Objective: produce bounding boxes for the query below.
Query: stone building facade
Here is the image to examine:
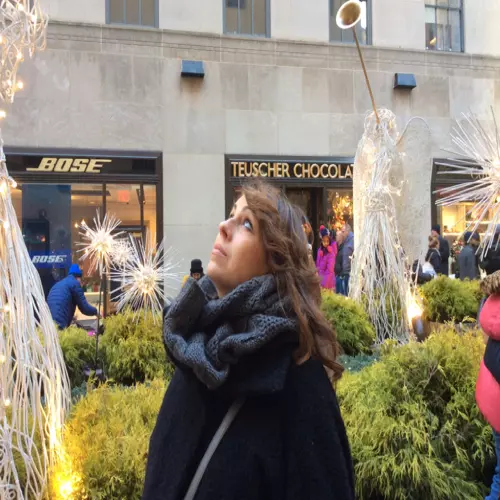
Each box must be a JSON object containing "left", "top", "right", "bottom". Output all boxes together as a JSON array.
[{"left": 5, "top": 0, "right": 500, "bottom": 291}]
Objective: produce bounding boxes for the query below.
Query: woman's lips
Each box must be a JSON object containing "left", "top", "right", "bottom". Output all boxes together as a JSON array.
[{"left": 212, "top": 243, "right": 227, "bottom": 257}]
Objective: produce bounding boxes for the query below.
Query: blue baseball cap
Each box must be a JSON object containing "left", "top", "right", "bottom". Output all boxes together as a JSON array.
[{"left": 69, "top": 264, "right": 82, "bottom": 277}]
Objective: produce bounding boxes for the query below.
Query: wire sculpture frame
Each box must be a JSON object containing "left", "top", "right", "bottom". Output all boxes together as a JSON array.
[{"left": 350, "top": 109, "right": 429, "bottom": 344}]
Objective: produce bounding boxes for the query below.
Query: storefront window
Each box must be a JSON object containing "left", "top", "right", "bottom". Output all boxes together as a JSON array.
[
  {"left": 17, "top": 182, "right": 158, "bottom": 309},
  {"left": 326, "top": 189, "right": 353, "bottom": 234}
]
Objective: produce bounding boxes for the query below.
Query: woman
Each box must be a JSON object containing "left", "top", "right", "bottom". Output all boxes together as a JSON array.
[
  {"left": 457, "top": 231, "right": 480, "bottom": 280},
  {"left": 143, "top": 181, "right": 354, "bottom": 500},
  {"left": 424, "top": 235, "right": 441, "bottom": 276},
  {"left": 475, "top": 271, "right": 500, "bottom": 500},
  {"left": 316, "top": 225, "right": 337, "bottom": 290}
]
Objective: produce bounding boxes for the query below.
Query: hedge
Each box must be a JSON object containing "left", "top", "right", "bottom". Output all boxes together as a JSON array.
[{"left": 337, "top": 328, "right": 494, "bottom": 499}]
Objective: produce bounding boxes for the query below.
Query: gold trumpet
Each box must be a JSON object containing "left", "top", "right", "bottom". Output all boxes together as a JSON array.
[{"left": 336, "top": 0, "right": 379, "bottom": 124}]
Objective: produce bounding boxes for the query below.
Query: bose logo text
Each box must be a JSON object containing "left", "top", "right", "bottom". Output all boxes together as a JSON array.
[
  {"left": 32, "top": 255, "right": 66, "bottom": 264},
  {"left": 27, "top": 158, "right": 112, "bottom": 174}
]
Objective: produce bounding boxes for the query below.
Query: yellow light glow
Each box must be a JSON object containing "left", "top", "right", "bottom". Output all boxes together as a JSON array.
[
  {"left": 0, "top": 180, "right": 7, "bottom": 194},
  {"left": 17, "top": 3, "right": 24, "bottom": 10},
  {"left": 17, "top": 81, "right": 24, "bottom": 90},
  {"left": 0, "top": 355, "right": 5, "bottom": 363},
  {"left": 407, "top": 295, "right": 422, "bottom": 321},
  {"left": 4, "top": 399, "right": 10, "bottom": 407},
  {"left": 3, "top": 221, "right": 10, "bottom": 230},
  {"left": 0, "top": 110, "right": 7, "bottom": 119},
  {"left": 16, "top": 52, "right": 23, "bottom": 60},
  {"left": 10, "top": 179, "right": 17, "bottom": 189}
]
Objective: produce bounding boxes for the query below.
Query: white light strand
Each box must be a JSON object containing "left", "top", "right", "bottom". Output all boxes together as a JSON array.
[
  {"left": 0, "top": 2, "right": 71, "bottom": 498},
  {"left": 0, "top": 0, "right": 47, "bottom": 111},
  {"left": 110, "top": 232, "right": 181, "bottom": 322},
  {"left": 436, "top": 108, "right": 500, "bottom": 257},
  {"left": 0, "top": 148, "right": 71, "bottom": 499}
]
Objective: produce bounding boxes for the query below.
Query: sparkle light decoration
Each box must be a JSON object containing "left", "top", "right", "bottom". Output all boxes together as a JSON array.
[
  {"left": 79, "top": 211, "right": 122, "bottom": 275},
  {"left": 436, "top": 108, "right": 500, "bottom": 257},
  {"left": 79, "top": 211, "right": 122, "bottom": 370},
  {"left": 0, "top": 2, "right": 72, "bottom": 499},
  {"left": 111, "top": 232, "right": 181, "bottom": 321}
]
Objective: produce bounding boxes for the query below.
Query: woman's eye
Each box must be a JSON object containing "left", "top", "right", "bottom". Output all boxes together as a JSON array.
[{"left": 243, "top": 219, "right": 253, "bottom": 231}]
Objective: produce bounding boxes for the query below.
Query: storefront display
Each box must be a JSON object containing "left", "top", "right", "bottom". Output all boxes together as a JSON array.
[
  {"left": 6, "top": 147, "right": 162, "bottom": 310},
  {"left": 226, "top": 155, "right": 354, "bottom": 254}
]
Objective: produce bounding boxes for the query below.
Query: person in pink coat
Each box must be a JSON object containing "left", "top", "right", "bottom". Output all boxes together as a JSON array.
[
  {"left": 316, "top": 226, "right": 337, "bottom": 290},
  {"left": 475, "top": 271, "right": 500, "bottom": 500}
]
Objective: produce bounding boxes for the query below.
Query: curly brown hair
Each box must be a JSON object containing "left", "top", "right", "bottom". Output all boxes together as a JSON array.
[
  {"left": 242, "top": 180, "right": 343, "bottom": 382},
  {"left": 480, "top": 270, "right": 500, "bottom": 296}
]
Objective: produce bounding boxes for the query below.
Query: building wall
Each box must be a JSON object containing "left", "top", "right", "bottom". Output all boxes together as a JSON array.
[
  {"left": 39, "top": 0, "right": 500, "bottom": 57},
  {"left": 4, "top": 22, "right": 500, "bottom": 275}
]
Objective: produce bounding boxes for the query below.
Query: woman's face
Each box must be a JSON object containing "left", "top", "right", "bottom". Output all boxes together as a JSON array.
[
  {"left": 207, "top": 195, "right": 269, "bottom": 297},
  {"left": 322, "top": 235, "right": 330, "bottom": 247}
]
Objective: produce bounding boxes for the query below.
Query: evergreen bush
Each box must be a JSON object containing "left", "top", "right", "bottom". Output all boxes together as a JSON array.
[
  {"left": 337, "top": 328, "right": 494, "bottom": 499},
  {"left": 420, "top": 276, "right": 480, "bottom": 323},
  {"left": 59, "top": 326, "right": 96, "bottom": 388},
  {"left": 53, "top": 380, "right": 166, "bottom": 499},
  {"left": 101, "top": 310, "right": 174, "bottom": 385},
  {"left": 321, "top": 290, "right": 375, "bottom": 355}
]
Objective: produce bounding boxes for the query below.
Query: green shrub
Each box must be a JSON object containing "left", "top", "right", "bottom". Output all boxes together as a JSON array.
[
  {"left": 321, "top": 290, "right": 375, "bottom": 355},
  {"left": 59, "top": 326, "right": 96, "bottom": 388},
  {"left": 337, "top": 328, "right": 494, "bottom": 500},
  {"left": 53, "top": 380, "right": 166, "bottom": 499},
  {"left": 420, "top": 276, "right": 480, "bottom": 323},
  {"left": 101, "top": 310, "right": 174, "bottom": 385}
]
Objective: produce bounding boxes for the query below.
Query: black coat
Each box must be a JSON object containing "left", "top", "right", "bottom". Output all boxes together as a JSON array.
[
  {"left": 480, "top": 245, "right": 500, "bottom": 275},
  {"left": 142, "top": 343, "right": 354, "bottom": 500},
  {"left": 438, "top": 236, "right": 450, "bottom": 275}
]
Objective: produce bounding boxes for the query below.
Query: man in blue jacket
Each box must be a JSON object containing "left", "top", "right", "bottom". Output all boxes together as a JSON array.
[{"left": 47, "top": 264, "right": 99, "bottom": 329}]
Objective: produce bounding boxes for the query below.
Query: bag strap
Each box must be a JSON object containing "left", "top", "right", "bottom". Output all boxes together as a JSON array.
[{"left": 183, "top": 398, "right": 245, "bottom": 500}]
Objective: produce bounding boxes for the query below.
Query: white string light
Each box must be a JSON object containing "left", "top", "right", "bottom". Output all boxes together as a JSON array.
[
  {"left": 0, "top": 2, "right": 71, "bottom": 498},
  {"left": 436, "top": 108, "right": 500, "bottom": 257}
]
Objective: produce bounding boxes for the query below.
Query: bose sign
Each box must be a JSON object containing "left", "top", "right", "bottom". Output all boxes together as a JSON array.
[
  {"left": 27, "top": 158, "right": 112, "bottom": 174},
  {"left": 30, "top": 252, "right": 71, "bottom": 269}
]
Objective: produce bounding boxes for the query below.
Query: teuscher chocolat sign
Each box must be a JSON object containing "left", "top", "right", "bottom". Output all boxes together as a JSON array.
[{"left": 230, "top": 160, "right": 353, "bottom": 180}]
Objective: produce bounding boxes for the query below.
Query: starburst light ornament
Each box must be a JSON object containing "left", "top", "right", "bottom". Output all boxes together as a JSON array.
[
  {"left": 79, "top": 211, "right": 123, "bottom": 274},
  {"left": 111, "top": 233, "right": 181, "bottom": 321},
  {"left": 111, "top": 238, "right": 133, "bottom": 268},
  {"left": 436, "top": 108, "right": 500, "bottom": 257}
]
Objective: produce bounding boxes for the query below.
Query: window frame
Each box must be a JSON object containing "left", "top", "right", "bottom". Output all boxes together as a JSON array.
[
  {"left": 329, "top": 0, "right": 372, "bottom": 45},
  {"left": 425, "top": 1, "right": 464, "bottom": 53},
  {"left": 106, "top": 0, "right": 159, "bottom": 29},
  {"left": 223, "top": 0, "right": 271, "bottom": 38}
]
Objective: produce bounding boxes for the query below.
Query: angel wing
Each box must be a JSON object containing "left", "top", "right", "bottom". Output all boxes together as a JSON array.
[{"left": 396, "top": 117, "right": 432, "bottom": 265}]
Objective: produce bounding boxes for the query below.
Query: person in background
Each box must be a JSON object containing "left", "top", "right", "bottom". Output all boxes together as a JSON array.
[
  {"left": 457, "top": 231, "right": 480, "bottom": 281},
  {"left": 431, "top": 224, "right": 450, "bottom": 275},
  {"left": 336, "top": 224, "right": 354, "bottom": 296},
  {"left": 302, "top": 217, "right": 314, "bottom": 265},
  {"left": 475, "top": 271, "right": 500, "bottom": 500},
  {"left": 316, "top": 225, "right": 336, "bottom": 290},
  {"left": 47, "top": 264, "right": 99, "bottom": 330},
  {"left": 181, "top": 259, "right": 204, "bottom": 287},
  {"left": 481, "top": 225, "right": 500, "bottom": 276},
  {"left": 424, "top": 236, "right": 441, "bottom": 276}
]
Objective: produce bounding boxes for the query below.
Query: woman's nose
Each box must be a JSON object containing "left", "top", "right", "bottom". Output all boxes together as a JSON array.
[{"left": 219, "top": 218, "right": 232, "bottom": 240}]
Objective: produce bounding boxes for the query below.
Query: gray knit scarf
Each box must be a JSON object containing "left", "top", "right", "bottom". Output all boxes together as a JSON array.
[{"left": 164, "top": 274, "right": 298, "bottom": 390}]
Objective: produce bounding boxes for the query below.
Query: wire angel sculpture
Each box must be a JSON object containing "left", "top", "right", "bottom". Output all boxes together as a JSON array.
[
  {"left": 350, "top": 109, "right": 431, "bottom": 344},
  {"left": 0, "top": 2, "right": 71, "bottom": 498},
  {"left": 436, "top": 108, "right": 500, "bottom": 258},
  {"left": 110, "top": 232, "right": 181, "bottom": 322}
]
